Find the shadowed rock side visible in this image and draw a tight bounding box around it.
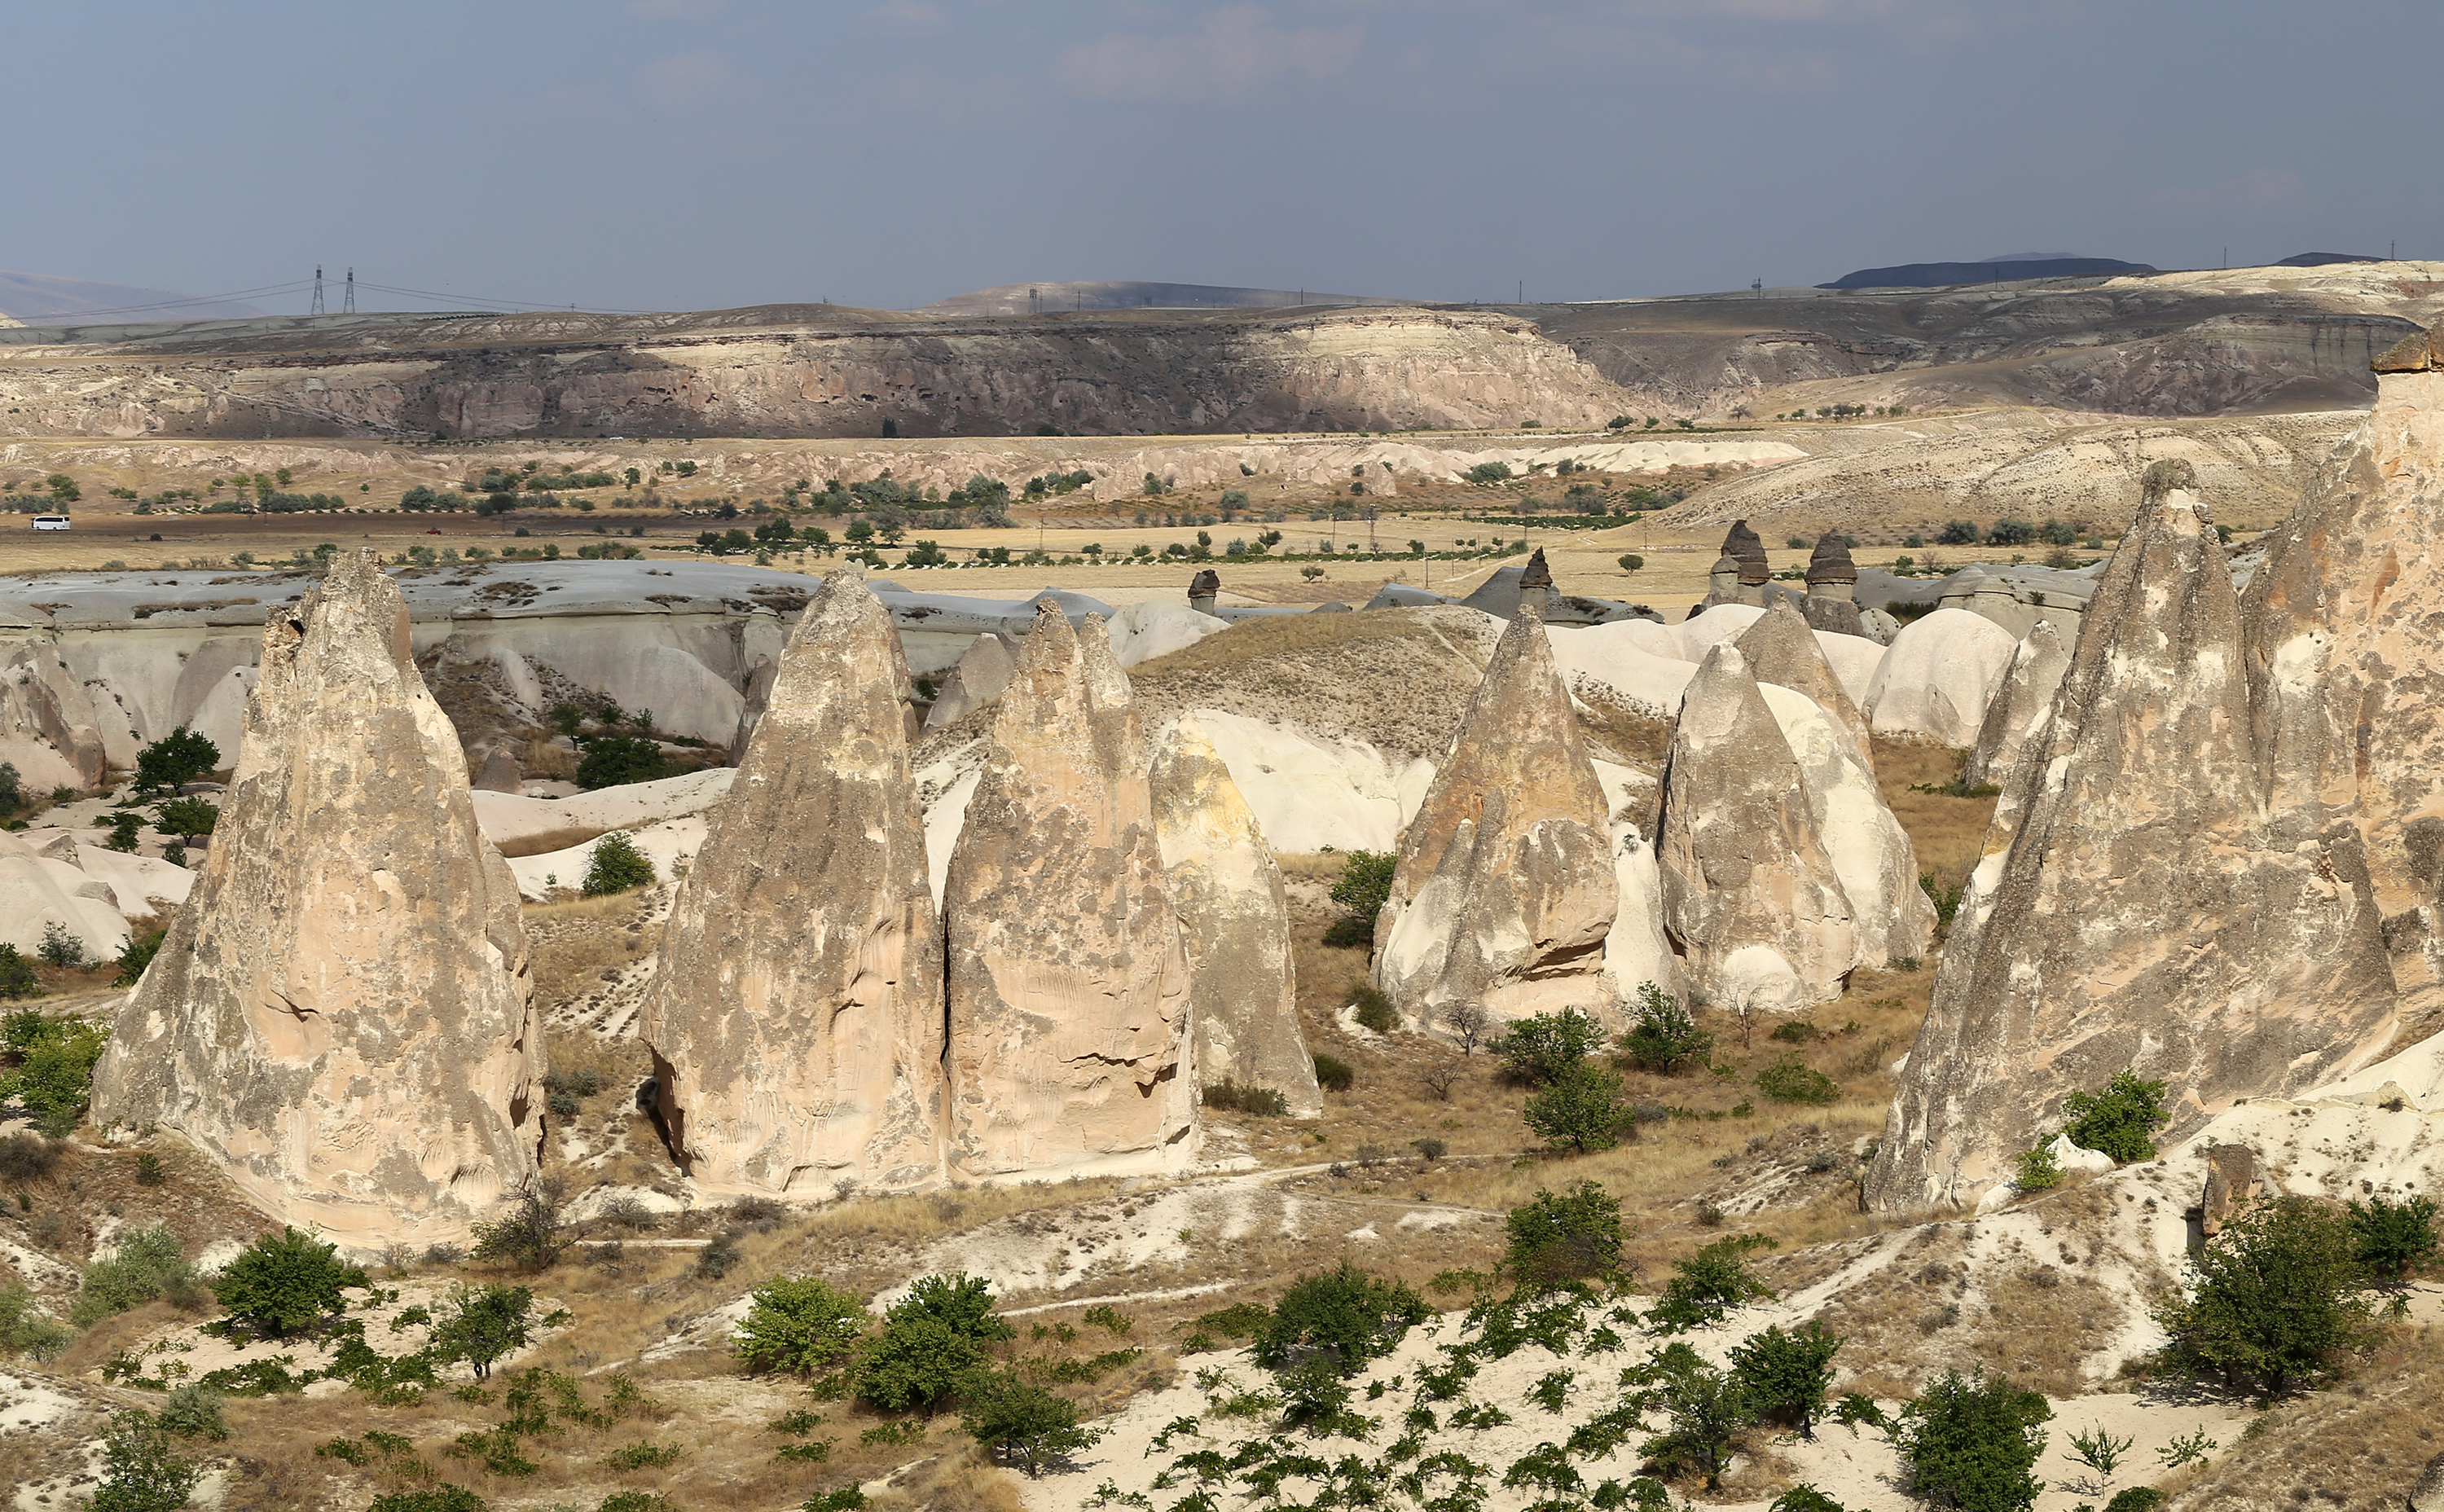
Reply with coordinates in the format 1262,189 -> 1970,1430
2248,357 -> 2444,1026
1372,610 -> 1617,1031
641,578 -> 947,1200
1734,598 -> 1873,768
0,641 -> 108,790
943,604 -> 1196,1180
90,551 -> 542,1247
1657,644 -> 1859,1011
1868,468 -> 2397,1213
1755,683 -> 1934,970
1960,618 -> 2071,789
1149,713 -> 1322,1118
923,630 -> 1018,732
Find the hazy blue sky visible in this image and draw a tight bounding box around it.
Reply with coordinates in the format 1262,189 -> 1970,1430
13,1 -> 2438,314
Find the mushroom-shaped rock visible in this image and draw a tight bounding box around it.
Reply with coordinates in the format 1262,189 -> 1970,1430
1657,644 -> 1859,1011
1861,608 -> 2018,745
1519,547 -> 1554,616
1961,619 -> 2071,789
641,578 -> 947,1200
1187,569 -> 1221,614
1723,520 -> 1769,578
1866,467 -> 2397,1212
943,604 -> 1196,1180
1374,609 -> 1617,1031
1804,532 -> 1859,594
90,551 -> 543,1249
1734,597 -> 1873,767
1149,713 -> 1321,1117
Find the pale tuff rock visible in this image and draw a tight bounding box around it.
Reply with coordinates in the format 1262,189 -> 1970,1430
1374,609 -> 1617,1030
1754,684 -> 1934,970
0,640 -> 109,791
1108,599 -> 1228,669
1960,618 -> 2071,789
90,552 -> 543,1248
1734,597 -> 1873,767
641,578 -> 946,1199
922,630 -> 1018,732
0,828 -> 130,959
942,604 -> 1197,1180
2200,1144 -> 2257,1237
1657,644 -> 1858,1010
1867,468 -> 2396,1212
1862,607 -> 2020,745
1149,714 -> 1321,1117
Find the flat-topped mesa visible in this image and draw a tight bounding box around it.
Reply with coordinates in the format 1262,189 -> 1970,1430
943,603 -> 1196,1180
1657,643 -> 1859,1010
90,551 -> 542,1249
641,578 -> 946,1201
1374,606 -> 1617,1032
1800,531 -> 1867,637
1867,462 -> 2397,1212
1149,713 -> 1321,1117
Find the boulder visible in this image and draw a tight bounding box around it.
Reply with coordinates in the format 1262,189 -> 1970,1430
1149,713 -> 1321,1117
641,577 -> 947,1200
1862,608 -> 2019,745
942,604 -> 1197,1180
0,829 -> 130,960
1867,468 -> 2398,1212
2411,1451 -> 2444,1512
1657,644 -> 1859,1011
1735,597 -> 1873,765
90,552 -> 543,1248
922,630 -> 1019,732
1756,683 -> 1934,969
1374,609 -> 1617,1031
472,749 -> 524,793
1961,619 -> 2071,789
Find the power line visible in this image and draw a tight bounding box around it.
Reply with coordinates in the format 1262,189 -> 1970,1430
19,279 -> 316,320
310,266 -> 326,316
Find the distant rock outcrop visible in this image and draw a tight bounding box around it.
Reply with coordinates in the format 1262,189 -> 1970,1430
90,552 -> 543,1247
1657,644 -> 1859,1009
0,641 -> 108,791
1868,464 -> 2397,1211
1149,713 -> 1321,1117
1373,609 -> 1617,1030
642,578 -> 947,1199
942,604 -> 1197,1180
1961,619 -> 2070,789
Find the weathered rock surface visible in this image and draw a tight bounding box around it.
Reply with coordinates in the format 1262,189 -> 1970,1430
0,828 -> 130,958
0,640 -> 108,790
1960,618 -> 2072,789
1149,714 -> 1321,1117
1862,608 -> 2020,745
1868,468 -> 2398,1212
2200,1144 -> 2257,1237
942,604 -> 1197,1180
90,551 -> 543,1247
1734,598 -> 1873,765
1373,609 -> 1617,1031
1754,683 -> 1933,970
641,578 -> 947,1199
923,630 -> 1019,732
1109,599 -> 1229,669
1657,644 -> 1859,1009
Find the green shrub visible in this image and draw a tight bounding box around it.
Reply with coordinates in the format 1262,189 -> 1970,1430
113,930 -> 166,988
1350,983 -> 1400,1034
1492,1006 -> 1607,1087
469,1181 -> 569,1272
735,1277 -> 870,1375
0,944 -> 36,1000
2346,1193 -> 2437,1282
1202,1079 -> 1289,1116
960,1368 -> 1106,1475
0,1283 -> 72,1360
89,1410 -> 200,1512
2013,1141 -> 2063,1191
2154,1196 -> 2371,1396
212,1226 -> 367,1339
1312,1053 -> 1355,1093
1769,1488 -> 1848,1512
1253,1262 -> 1430,1374
1756,1060 -> 1840,1105
1524,1062 -> 1633,1154
1648,1234 -> 1776,1334
73,1225 -> 204,1326
155,1384 -> 229,1443
152,796 -> 218,847
603,1441 -> 684,1469
0,1012 -> 105,1136
854,1273 -> 1011,1413
1326,850 -> 1395,942
1504,1181 -> 1624,1288
370,1489 -> 491,1512
1893,1369 -> 2051,1511
1618,982 -> 1712,1075
1625,1341 -> 1753,1489
2061,1070 -> 2169,1164
580,831 -> 657,897
574,735 -> 669,790
134,727 -> 221,795
2103,1489 -> 2164,1512
430,1284 -> 534,1381
1729,1321 -> 1843,1438
36,921 -> 86,969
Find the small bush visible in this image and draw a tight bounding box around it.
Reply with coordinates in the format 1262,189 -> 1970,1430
2061,1069 -> 2169,1164
1312,1053 -> 1355,1093
1756,1060 -> 1840,1105
36,921 -> 86,969
1254,1262 -> 1431,1374
2013,1141 -> 2062,1192
574,735 -> 669,790
470,1180 -> 569,1272
1492,1006 -> 1607,1086
430,1283 -> 534,1381
1619,982 -> 1712,1075
212,1226 -> 367,1339
1203,1079 -> 1290,1116
0,1131 -> 59,1182
603,1441 -> 684,1469
1504,1181 -> 1624,1288
370,1490 -> 491,1512
1649,1234 -> 1776,1334
1893,1369 -> 2051,1511
1524,1063 -> 1633,1154
854,1273 -> 1011,1413
580,832 -> 657,897
1349,984 -> 1400,1034
155,1384 -> 229,1443
735,1277 -> 870,1375
0,1283 -> 72,1360
0,945 -> 38,999
960,1368 -> 1106,1475
1327,850 -> 1395,942
73,1225 -> 203,1326
1729,1321 -> 1843,1438
90,1410 -> 200,1512
0,1011 -> 105,1136
2347,1193 -> 2438,1281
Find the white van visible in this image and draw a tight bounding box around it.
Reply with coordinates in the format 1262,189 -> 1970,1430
30,514 -> 71,531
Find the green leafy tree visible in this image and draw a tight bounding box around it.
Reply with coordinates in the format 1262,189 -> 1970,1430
581,832 -> 657,897
2154,1196 -> 2371,1396
1729,1321 -> 1844,1438
429,1283 -> 534,1381
574,734 -> 669,790
113,930 -> 165,988
1619,982 -> 1712,1073
134,727 -> 221,795
959,1369 -> 1106,1475
735,1277 -> 870,1375
0,1283 -> 73,1360
1503,1181 -> 1624,1288
152,797 -> 218,847
1326,850 -> 1396,942
469,1180 -> 569,1272
1253,1262 -> 1430,1374
0,946 -> 37,1000
1524,1062 -> 1633,1154
212,1226 -> 367,1339
370,1489 -> 491,1512
855,1273 -> 1013,1413
35,922 -> 85,969
1625,1342 -> 1754,1489
2346,1193 -> 2437,1282
2061,1070 -> 2170,1163
0,760 -> 20,812
89,1410 -> 199,1512
1892,1369 -> 2051,1511
0,1012 -> 105,1136
1492,1006 -> 1607,1087
1649,1234 -> 1776,1334
106,812 -> 141,853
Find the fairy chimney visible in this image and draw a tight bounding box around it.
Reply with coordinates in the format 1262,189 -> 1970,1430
1187,569 -> 1220,616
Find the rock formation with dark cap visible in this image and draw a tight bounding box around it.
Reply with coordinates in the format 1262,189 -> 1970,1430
1518,547 -> 1553,618
1800,531 -> 1867,636
1187,569 -> 1220,617
91,551 -> 543,1248
1374,607 -> 1617,1030
942,604 -> 1196,1179
642,576 -> 947,1200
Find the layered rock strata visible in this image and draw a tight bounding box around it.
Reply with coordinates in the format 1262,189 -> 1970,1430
1868,464 -> 2397,1211
91,552 -> 543,1247
642,578 -> 947,1199
1374,609 -> 1617,1030
1149,713 -> 1321,1116
942,604 -> 1197,1179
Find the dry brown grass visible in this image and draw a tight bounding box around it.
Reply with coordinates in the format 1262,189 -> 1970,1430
495,824 -> 618,859
525,890 -> 658,1015
2164,1325 -> 2443,1512
1874,735 -> 2001,890
868,1446 -> 1031,1510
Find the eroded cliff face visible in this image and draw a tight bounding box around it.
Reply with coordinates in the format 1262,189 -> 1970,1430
642,577 -> 946,1200
941,604 -> 1196,1180
1867,468 -> 2398,1213
90,551 -> 543,1247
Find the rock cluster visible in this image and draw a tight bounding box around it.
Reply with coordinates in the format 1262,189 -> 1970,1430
1375,609 -> 1618,1029
91,552 -> 543,1247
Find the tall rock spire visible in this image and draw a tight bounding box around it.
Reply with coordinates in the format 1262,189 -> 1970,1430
91,551 -> 542,1247
641,577 -> 946,1199
943,604 -> 1196,1179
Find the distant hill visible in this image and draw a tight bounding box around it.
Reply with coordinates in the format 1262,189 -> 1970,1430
1819,257 -> 2156,290
2275,252 -> 2381,267
921,279 -> 1412,316
0,270 -> 267,324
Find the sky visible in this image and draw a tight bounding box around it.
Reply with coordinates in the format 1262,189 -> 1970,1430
11,0 -> 2442,316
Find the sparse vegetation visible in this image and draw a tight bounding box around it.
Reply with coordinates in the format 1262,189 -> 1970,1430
1892,1369 -> 2051,1510
580,830 -> 657,897
735,1276 -> 871,1375
2060,1069 -> 2169,1164
211,1226 -> 369,1339
1503,1181 -> 1624,1288
1618,982 -> 1712,1074
2153,1196 -> 2371,1397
